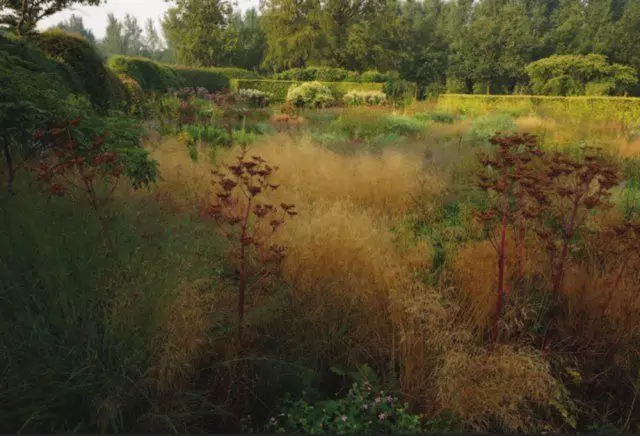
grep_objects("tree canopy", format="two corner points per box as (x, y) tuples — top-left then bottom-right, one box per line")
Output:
(0, 0), (101, 34)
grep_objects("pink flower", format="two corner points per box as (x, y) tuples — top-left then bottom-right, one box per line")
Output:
(375, 397), (381, 404)
(363, 404), (369, 410)
(341, 415), (347, 422)
(386, 395), (393, 403)
(378, 412), (387, 421)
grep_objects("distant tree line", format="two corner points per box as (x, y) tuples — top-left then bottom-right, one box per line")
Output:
(2, 0), (639, 95)
(158, 0), (640, 95)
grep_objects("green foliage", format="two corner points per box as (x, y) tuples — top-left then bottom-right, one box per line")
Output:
(0, 0), (102, 34)
(181, 123), (228, 146)
(0, 181), (224, 432)
(273, 67), (396, 83)
(0, 33), (70, 145)
(232, 79), (383, 103)
(171, 65), (230, 92)
(416, 110), (456, 124)
(525, 54), (638, 96)
(329, 110), (428, 144)
(382, 79), (416, 106)
(108, 55), (179, 92)
(342, 90), (387, 106)
(31, 29), (126, 112)
(49, 95), (158, 190)
(437, 94), (640, 126)
(161, 0), (236, 67)
(286, 81), (334, 108)
(208, 66), (261, 79)
(50, 13), (96, 44)
(467, 113), (516, 145)
(359, 70), (400, 83)
(118, 74), (145, 115)
(236, 88), (272, 107)
(446, 77), (468, 94)
(264, 382), (424, 434)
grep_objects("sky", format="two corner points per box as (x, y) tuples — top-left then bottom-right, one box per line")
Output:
(39, 0), (260, 40)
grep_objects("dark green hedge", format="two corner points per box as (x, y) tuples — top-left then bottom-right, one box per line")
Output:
(107, 56), (256, 93)
(170, 66), (230, 92)
(208, 67), (261, 79)
(230, 79), (385, 103)
(0, 33), (71, 150)
(108, 55), (180, 93)
(31, 29), (126, 112)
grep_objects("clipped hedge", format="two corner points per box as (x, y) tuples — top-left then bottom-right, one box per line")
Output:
(438, 94), (640, 125)
(209, 67), (261, 79)
(231, 79), (385, 103)
(0, 32), (71, 143)
(170, 66), (230, 92)
(30, 29), (126, 112)
(108, 55), (179, 92)
(108, 56), (254, 93)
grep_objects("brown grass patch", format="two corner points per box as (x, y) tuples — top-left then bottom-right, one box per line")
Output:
(436, 345), (557, 432)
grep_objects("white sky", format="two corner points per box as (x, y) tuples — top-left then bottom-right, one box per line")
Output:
(39, 0), (260, 40)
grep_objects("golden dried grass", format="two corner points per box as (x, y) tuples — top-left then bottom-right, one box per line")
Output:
(436, 345), (557, 432)
(151, 279), (216, 393)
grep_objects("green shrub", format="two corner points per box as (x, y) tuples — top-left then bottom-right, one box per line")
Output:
(208, 66), (261, 79)
(287, 81), (335, 108)
(330, 111), (427, 143)
(118, 74), (145, 115)
(420, 110), (456, 124)
(0, 33), (70, 177)
(360, 70), (400, 83)
(236, 88), (273, 108)
(343, 90), (387, 106)
(274, 67), (359, 82)
(384, 114), (428, 135)
(525, 54), (638, 96)
(108, 55), (179, 92)
(30, 29), (126, 112)
(585, 81), (616, 96)
(263, 382), (423, 434)
(423, 82), (446, 99)
(446, 77), (468, 94)
(182, 124), (228, 146)
(382, 79), (416, 106)
(467, 113), (516, 145)
(231, 79), (384, 103)
(170, 65), (230, 92)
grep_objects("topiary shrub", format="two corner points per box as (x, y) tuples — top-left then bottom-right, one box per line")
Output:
(31, 29), (126, 112)
(108, 55), (179, 93)
(343, 90), (387, 106)
(170, 66), (230, 92)
(118, 74), (145, 115)
(286, 81), (335, 108)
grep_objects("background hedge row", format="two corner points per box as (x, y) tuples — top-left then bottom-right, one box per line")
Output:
(273, 67), (400, 83)
(230, 79), (385, 102)
(438, 93), (640, 125)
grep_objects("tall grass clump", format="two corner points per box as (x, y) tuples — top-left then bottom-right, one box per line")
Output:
(0, 177), (228, 433)
(466, 113), (516, 146)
